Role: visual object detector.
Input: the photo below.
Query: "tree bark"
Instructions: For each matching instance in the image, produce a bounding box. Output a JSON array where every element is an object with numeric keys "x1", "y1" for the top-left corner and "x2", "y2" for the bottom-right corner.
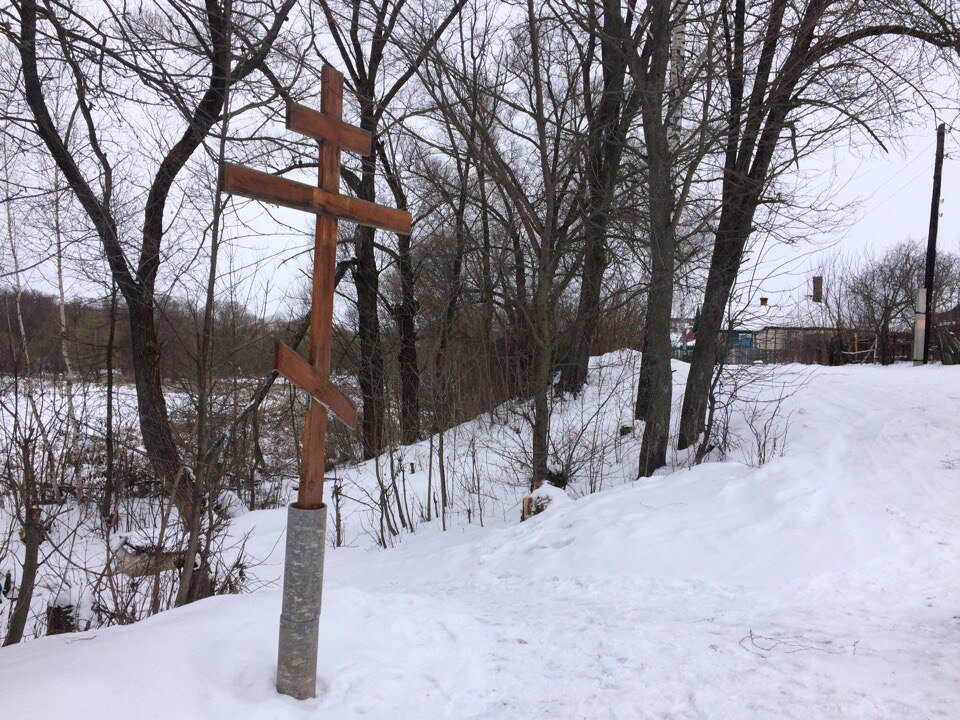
[
  {"x1": 394, "y1": 266, "x2": 421, "y2": 445},
  {"x1": 637, "y1": 0, "x2": 676, "y2": 476},
  {"x1": 379, "y1": 145, "x2": 421, "y2": 446},
  {"x1": 101, "y1": 283, "x2": 118, "y2": 528},
  {"x1": 557, "y1": 0, "x2": 637, "y2": 396},
  {"x1": 634, "y1": 325, "x2": 652, "y2": 418},
  {"x1": 3, "y1": 507, "x2": 42, "y2": 646},
  {"x1": 531, "y1": 281, "x2": 553, "y2": 489},
  {"x1": 676, "y1": 208, "x2": 753, "y2": 448},
  {"x1": 352, "y1": 100, "x2": 387, "y2": 458},
  {"x1": 558, "y1": 213, "x2": 607, "y2": 395}
]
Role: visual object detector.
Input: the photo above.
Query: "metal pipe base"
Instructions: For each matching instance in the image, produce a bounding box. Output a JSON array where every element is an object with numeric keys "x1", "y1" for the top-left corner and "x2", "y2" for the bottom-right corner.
[{"x1": 276, "y1": 502, "x2": 327, "y2": 700}]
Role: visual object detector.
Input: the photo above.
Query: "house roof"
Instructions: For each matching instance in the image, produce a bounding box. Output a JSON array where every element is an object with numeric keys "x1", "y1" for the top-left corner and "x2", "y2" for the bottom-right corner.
[
  {"x1": 755, "y1": 325, "x2": 837, "y2": 333},
  {"x1": 734, "y1": 295, "x2": 833, "y2": 332},
  {"x1": 935, "y1": 304, "x2": 960, "y2": 325}
]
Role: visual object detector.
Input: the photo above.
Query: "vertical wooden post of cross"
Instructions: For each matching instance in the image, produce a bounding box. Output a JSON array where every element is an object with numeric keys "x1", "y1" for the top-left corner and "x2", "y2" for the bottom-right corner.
[
  {"x1": 218, "y1": 62, "x2": 409, "y2": 701},
  {"x1": 273, "y1": 66, "x2": 344, "y2": 701},
  {"x1": 299, "y1": 65, "x2": 342, "y2": 510}
]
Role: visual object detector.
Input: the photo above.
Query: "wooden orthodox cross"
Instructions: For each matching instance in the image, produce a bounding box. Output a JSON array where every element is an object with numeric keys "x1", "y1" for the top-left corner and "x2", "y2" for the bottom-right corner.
[
  {"x1": 219, "y1": 65, "x2": 411, "y2": 700},
  {"x1": 221, "y1": 65, "x2": 410, "y2": 509}
]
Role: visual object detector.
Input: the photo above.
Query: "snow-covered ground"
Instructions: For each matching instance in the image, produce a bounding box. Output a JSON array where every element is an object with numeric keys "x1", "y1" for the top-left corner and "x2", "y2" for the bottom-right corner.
[{"x1": 2, "y1": 356, "x2": 959, "y2": 719}]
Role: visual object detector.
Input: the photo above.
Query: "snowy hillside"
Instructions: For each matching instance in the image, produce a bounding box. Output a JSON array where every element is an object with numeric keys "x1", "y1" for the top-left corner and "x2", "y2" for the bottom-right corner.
[{"x1": 2, "y1": 356, "x2": 960, "y2": 719}]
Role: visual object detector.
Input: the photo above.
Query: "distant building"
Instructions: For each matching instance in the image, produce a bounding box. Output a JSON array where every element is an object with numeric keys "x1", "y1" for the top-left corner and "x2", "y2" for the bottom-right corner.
[
  {"x1": 675, "y1": 293, "x2": 940, "y2": 366},
  {"x1": 670, "y1": 317, "x2": 695, "y2": 340},
  {"x1": 935, "y1": 303, "x2": 960, "y2": 329},
  {"x1": 752, "y1": 325, "x2": 838, "y2": 364}
]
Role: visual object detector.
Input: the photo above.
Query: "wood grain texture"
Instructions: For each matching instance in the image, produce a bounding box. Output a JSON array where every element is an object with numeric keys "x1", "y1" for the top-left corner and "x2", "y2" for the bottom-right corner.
[
  {"x1": 274, "y1": 340, "x2": 358, "y2": 430},
  {"x1": 216, "y1": 65, "x2": 408, "y2": 508},
  {"x1": 297, "y1": 63, "x2": 344, "y2": 508},
  {"x1": 286, "y1": 102, "x2": 372, "y2": 156},
  {"x1": 220, "y1": 162, "x2": 411, "y2": 235}
]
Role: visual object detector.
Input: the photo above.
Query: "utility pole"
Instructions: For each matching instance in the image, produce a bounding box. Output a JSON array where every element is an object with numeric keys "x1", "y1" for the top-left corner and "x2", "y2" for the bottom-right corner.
[{"x1": 921, "y1": 123, "x2": 946, "y2": 364}]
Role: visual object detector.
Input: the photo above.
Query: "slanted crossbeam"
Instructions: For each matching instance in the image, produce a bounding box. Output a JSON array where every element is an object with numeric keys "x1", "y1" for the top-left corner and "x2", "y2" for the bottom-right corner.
[
  {"x1": 218, "y1": 64, "x2": 412, "y2": 701},
  {"x1": 273, "y1": 340, "x2": 357, "y2": 430}
]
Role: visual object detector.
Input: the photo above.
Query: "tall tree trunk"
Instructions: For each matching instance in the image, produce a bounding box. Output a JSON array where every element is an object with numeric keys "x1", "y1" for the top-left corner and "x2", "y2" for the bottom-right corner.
[
  {"x1": 557, "y1": 0, "x2": 635, "y2": 396},
  {"x1": 531, "y1": 281, "x2": 553, "y2": 489},
  {"x1": 506, "y1": 225, "x2": 531, "y2": 398},
  {"x1": 676, "y1": 0, "x2": 822, "y2": 450},
  {"x1": 353, "y1": 102, "x2": 387, "y2": 458},
  {"x1": 524, "y1": 0, "x2": 557, "y2": 491},
  {"x1": 4, "y1": 434, "x2": 42, "y2": 646},
  {"x1": 316, "y1": 0, "x2": 466, "y2": 457},
  {"x1": 3, "y1": 507, "x2": 42, "y2": 646},
  {"x1": 394, "y1": 272, "x2": 421, "y2": 445},
  {"x1": 379, "y1": 145, "x2": 421, "y2": 446},
  {"x1": 127, "y1": 294, "x2": 196, "y2": 512},
  {"x1": 558, "y1": 211, "x2": 607, "y2": 394},
  {"x1": 478, "y1": 164, "x2": 495, "y2": 349},
  {"x1": 101, "y1": 283, "x2": 118, "y2": 528},
  {"x1": 676, "y1": 197, "x2": 755, "y2": 449},
  {"x1": 634, "y1": 324, "x2": 652, "y2": 418},
  {"x1": 637, "y1": 0, "x2": 675, "y2": 476},
  {"x1": 638, "y1": 217, "x2": 674, "y2": 475}
]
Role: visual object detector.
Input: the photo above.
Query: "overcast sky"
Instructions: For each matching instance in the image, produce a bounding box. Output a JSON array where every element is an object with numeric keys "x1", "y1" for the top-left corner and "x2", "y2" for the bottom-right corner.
[
  {"x1": 739, "y1": 110, "x2": 960, "y2": 310},
  {"x1": 821, "y1": 119, "x2": 959, "y2": 255}
]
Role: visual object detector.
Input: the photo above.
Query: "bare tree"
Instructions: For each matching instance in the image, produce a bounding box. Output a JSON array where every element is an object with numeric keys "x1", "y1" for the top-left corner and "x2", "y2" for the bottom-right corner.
[
  {"x1": 311, "y1": 0, "x2": 467, "y2": 458},
  {"x1": 677, "y1": 0, "x2": 960, "y2": 450},
  {"x1": 554, "y1": 0, "x2": 644, "y2": 396},
  {"x1": 421, "y1": 0, "x2": 587, "y2": 488},
  {"x1": 7, "y1": 0, "x2": 297, "y2": 599}
]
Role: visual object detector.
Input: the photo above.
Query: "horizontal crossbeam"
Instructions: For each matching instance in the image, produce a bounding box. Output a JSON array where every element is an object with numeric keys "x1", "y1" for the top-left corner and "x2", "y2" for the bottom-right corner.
[
  {"x1": 221, "y1": 162, "x2": 412, "y2": 235},
  {"x1": 274, "y1": 340, "x2": 358, "y2": 429},
  {"x1": 286, "y1": 103, "x2": 372, "y2": 156}
]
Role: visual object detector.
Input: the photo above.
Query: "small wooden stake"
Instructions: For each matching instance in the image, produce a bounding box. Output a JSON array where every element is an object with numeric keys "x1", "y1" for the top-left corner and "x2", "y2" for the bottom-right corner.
[{"x1": 521, "y1": 497, "x2": 534, "y2": 522}]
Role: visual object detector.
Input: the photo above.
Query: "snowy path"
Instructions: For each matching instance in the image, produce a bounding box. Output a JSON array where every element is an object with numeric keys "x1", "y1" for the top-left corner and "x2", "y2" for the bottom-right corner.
[{"x1": 2, "y1": 363, "x2": 959, "y2": 718}]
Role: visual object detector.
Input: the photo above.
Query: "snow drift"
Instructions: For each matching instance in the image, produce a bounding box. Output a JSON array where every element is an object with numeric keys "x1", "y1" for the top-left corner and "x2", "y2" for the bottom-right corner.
[{"x1": 2, "y1": 355, "x2": 959, "y2": 719}]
